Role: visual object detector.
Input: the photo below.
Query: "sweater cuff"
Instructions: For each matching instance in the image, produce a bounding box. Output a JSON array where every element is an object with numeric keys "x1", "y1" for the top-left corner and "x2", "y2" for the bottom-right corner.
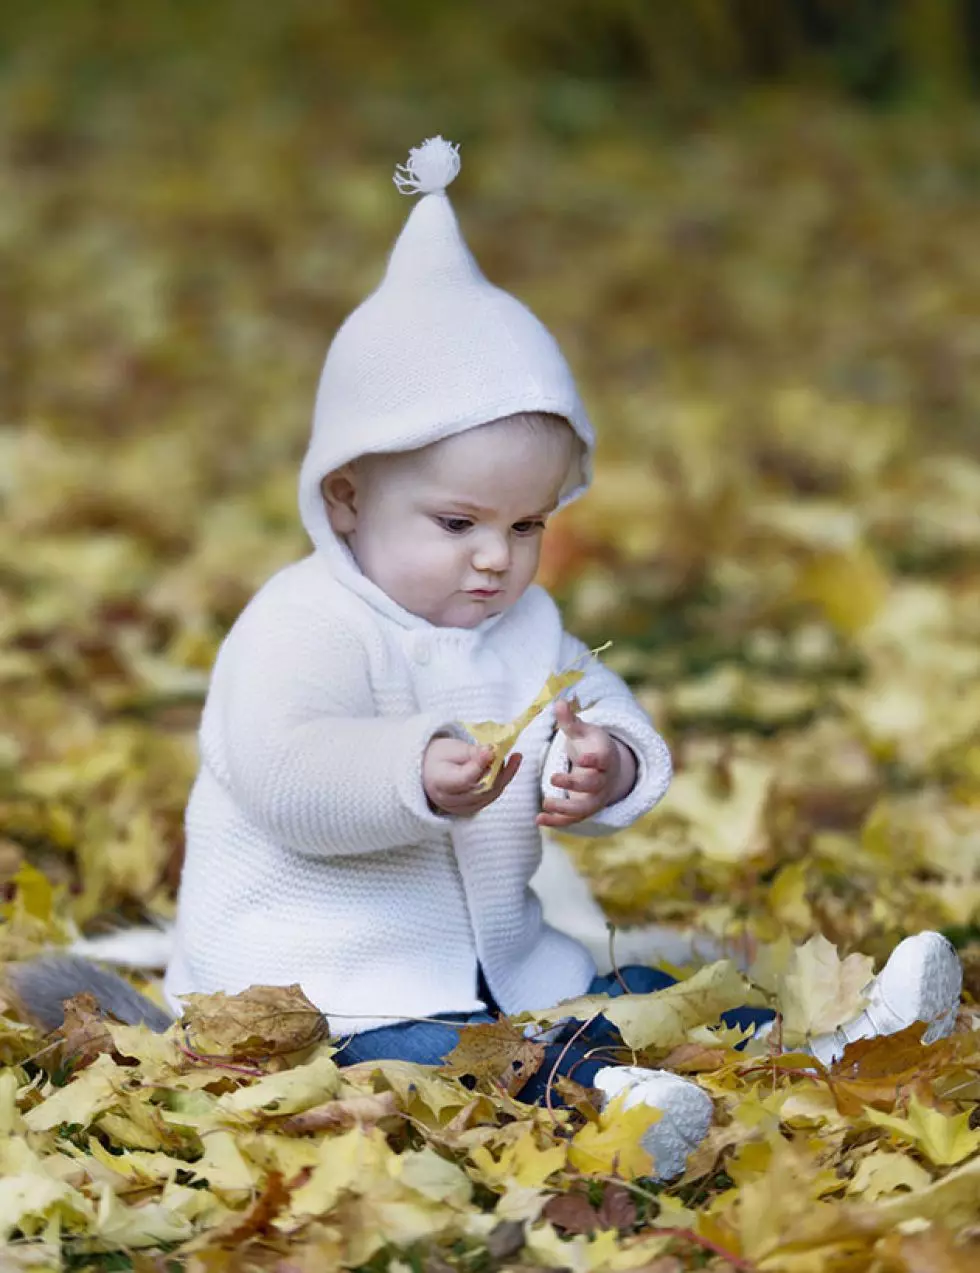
[{"x1": 540, "y1": 708, "x2": 672, "y2": 835}]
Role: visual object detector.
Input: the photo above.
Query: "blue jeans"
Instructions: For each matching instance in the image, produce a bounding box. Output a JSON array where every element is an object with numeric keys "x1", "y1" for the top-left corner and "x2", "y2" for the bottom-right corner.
[{"x1": 334, "y1": 964, "x2": 774, "y2": 1105}]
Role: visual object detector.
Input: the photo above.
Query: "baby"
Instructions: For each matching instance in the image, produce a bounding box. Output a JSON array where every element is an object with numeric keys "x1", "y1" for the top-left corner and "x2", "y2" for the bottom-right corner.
[{"x1": 42, "y1": 137, "x2": 960, "y2": 1182}]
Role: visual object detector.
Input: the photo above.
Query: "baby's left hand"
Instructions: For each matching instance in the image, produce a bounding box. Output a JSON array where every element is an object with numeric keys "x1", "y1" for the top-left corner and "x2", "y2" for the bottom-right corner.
[{"x1": 536, "y1": 699, "x2": 637, "y2": 829}]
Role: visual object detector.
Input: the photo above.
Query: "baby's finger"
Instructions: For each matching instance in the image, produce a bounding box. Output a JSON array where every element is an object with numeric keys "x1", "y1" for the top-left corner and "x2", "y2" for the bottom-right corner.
[
  {"x1": 465, "y1": 746, "x2": 494, "y2": 779},
  {"x1": 550, "y1": 768, "x2": 604, "y2": 795},
  {"x1": 571, "y1": 750, "x2": 607, "y2": 771},
  {"x1": 496, "y1": 751, "x2": 522, "y2": 789},
  {"x1": 540, "y1": 791, "x2": 593, "y2": 820},
  {"x1": 556, "y1": 698, "x2": 586, "y2": 738},
  {"x1": 536, "y1": 807, "x2": 584, "y2": 829},
  {"x1": 442, "y1": 752, "x2": 490, "y2": 796}
]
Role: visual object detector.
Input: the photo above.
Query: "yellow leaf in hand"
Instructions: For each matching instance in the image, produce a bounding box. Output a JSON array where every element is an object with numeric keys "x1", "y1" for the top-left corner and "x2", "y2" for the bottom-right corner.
[
  {"x1": 461, "y1": 642, "x2": 611, "y2": 791},
  {"x1": 568, "y1": 1092, "x2": 660, "y2": 1179}
]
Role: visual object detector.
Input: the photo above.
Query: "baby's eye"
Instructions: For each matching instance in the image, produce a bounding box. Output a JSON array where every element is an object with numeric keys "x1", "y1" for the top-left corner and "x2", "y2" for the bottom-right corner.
[
  {"x1": 512, "y1": 520, "x2": 546, "y2": 535},
  {"x1": 437, "y1": 516, "x2": 473, "y2": 534}
]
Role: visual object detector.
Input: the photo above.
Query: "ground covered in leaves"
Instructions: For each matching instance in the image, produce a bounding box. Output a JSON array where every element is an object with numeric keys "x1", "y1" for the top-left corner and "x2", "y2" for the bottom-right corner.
[{"x1": 2, "y1": 4, "x2": 980, "y2": 1270}]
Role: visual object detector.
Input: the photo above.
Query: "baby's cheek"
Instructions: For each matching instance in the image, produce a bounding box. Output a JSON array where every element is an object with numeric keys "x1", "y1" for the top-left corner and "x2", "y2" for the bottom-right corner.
[{"x1": 512, "y1": 541, "x2": 542, "y2": 590}]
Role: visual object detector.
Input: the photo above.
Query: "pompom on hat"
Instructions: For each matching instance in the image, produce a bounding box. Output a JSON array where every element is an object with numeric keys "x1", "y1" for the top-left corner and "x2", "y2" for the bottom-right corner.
[{"x1": 298, "y1": 136, "x2": 595, "y2": 554}]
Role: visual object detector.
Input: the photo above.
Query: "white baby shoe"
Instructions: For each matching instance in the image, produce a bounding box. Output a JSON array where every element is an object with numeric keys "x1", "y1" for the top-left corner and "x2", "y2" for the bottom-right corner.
[
  {"x1": 592, "y1": 1065, "x2": 714, "y2": 1181},
  {"x1": 807, "y1": 932, "x2": 962, "y2": 1066}
]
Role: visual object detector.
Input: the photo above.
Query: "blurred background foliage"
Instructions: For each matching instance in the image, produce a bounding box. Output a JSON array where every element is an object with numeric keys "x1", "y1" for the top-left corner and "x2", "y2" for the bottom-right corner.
[{"x1": 1, "y1": 0, "x2": 979, "y2": 962}]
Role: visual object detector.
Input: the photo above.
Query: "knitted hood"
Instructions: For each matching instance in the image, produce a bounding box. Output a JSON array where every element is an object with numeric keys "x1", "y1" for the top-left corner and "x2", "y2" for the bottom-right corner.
[{"x1": 298, "y1": 137, "x2": 596, "y2": 569}]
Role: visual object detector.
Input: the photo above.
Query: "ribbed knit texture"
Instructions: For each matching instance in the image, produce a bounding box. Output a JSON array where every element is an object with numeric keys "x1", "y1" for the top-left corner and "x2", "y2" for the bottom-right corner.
[{"x1": 165, "y1": 551, "x2": 673, "y2": 1033}]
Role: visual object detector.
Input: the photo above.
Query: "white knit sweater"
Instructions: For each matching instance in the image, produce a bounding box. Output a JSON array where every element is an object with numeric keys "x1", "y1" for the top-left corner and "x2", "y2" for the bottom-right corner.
[{"x1": 164, "y1": 543, "x2": 672, "y2": 1033}]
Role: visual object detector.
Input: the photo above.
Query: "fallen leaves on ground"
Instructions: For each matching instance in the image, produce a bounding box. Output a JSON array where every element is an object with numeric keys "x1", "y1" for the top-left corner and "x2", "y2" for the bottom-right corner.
[{"x1": 0, "y1": 955, "x2": 977, "y2": 1269}]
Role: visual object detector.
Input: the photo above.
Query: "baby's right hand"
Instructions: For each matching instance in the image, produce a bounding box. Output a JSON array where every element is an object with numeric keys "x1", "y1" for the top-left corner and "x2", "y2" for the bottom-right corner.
[{"x1": 423, "y1": 737, "x2": 522, "y2": 817}]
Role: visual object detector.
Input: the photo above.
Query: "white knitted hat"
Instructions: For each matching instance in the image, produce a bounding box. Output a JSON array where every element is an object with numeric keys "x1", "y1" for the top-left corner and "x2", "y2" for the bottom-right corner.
[{"x1": 298, "y1": 136, "x2": 595, "y2": 553}]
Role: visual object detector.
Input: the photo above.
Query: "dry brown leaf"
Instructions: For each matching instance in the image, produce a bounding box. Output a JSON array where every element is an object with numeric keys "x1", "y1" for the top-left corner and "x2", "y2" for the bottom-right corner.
[
  {"x1": 277, "y1": 1090, "x2": 399, "y2": 1134},
  {"x1": 178, "y1": 983, "x2": 328, "y2": 1061},
  {"x1": 440, "y1": 1018, "x2": 546, "y2": 1094}
]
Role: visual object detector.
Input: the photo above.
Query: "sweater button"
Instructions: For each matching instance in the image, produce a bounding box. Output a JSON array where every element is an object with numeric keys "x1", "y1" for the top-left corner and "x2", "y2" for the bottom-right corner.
[{"x1": 412, "y1": 637, "x2": 431, "y2": 665}]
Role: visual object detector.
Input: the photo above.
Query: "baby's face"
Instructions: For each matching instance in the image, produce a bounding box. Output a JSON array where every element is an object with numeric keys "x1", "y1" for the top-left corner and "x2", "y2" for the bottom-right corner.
[{"x1": 326, "y1": 418, "x2": 575, "y2": 628}]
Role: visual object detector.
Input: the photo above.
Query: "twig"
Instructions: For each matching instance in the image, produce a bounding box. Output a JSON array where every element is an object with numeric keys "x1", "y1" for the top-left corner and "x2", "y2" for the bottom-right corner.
[
  {"x1": 654, "y1": 1225, "x2": 759, "y2": 1271},
  {"x1": 545, "y1": 1011, "x2": 603, "y2": 1120},
  {"x1": 607, "y1": 921, "x2": 632, "y2": 995},
  {"x1": 176, "y1": 1037, "x2": 266, "y2": 1077}
]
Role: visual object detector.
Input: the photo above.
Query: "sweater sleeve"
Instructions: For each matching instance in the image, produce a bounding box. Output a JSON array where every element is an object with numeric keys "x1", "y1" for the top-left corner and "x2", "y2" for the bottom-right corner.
[
  {"x1": 540, "y1": 631, "x2": 672, "y2": 837},
  {"x1": 203, "y1": 602, "x2": 467, "y2": 858}
]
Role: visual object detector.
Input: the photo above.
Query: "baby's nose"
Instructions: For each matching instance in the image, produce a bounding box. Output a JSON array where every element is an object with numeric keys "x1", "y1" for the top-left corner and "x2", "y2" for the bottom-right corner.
[{"x1": 473, "y1": 534, "x2": 509, "y2": 571}]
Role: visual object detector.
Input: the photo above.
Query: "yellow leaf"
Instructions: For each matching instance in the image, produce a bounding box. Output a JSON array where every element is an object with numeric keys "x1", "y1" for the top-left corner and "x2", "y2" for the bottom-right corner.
[
  {"x1": 0, "y1": 1071, "x2": 25, "y2": 1137},
  {"x1": 346, "y1": 1058, "x2": 475, "y2": 1120},
  {"x1": 768, "y1": 861, "x2": 813, "y2": 930},
  {"x1": 0, "y1": 1171, "x2": 92, "y2": 1243},
  {"x1": 215, "y1": 1047, "x2": 341, "y2": 1118},
  {"x1": 776, "y1": 934, "x2": 875, "y2": 1047},
  {"x1": 865, "y1": 1097, "x2": 980, "y2": 1167},
  {"x1": 23, "y1": 1053, "x2": 123, "y2": 1133},
  {"x1": 794, "y1": 544, "x2": 890, "y2": 635},
  {"x1": 567, "y1": 1092, "x2": 659, "y2": 1179},
  {"x1": 464, "y1": 670, "x2": 585, "y2": 790},
  {"x1": 747, "y1": 931, "x2": 796, "y2": 996},
  {"x1": 660, "y1": 758, "x2": 774, "y2": 863},
  {"x1": 94, "y1": 1179, "x2": 225, "y2": 1248},
  {"x1": 2, "y1": 864, "x2": 54, "y2": 922},
  {"x1": 82, "y1": 1138, "x2": 189, "y2": 1189},
  {"x1": 470, "y1": 1126, "x2": 567, "y2": 1189},
  {"x1": 190, "y1": 1129, "x2": 257, "y2": 1200},
  {"x1": 862, "y1": 1152, "x2": 980, "y2": 1231},
  {"x1": 394, "y1": 1146, "x2": 471, "y2": 1208},
  {"x1": 288, "y1": 1126, "x2": 393, "y2": 1221},
  {"x1": 527, "y1": 959, "x2": 757, "y2": 1051},
  {"x1": 525, "y1": 1221, "x2": 646, "y2": 1272},
  {"x1": 847, "y1": 1149, "x2": 932, "y2": 1200},
  {"x1": 461, "y1": 643, "x2": 610, "y2": 790}
]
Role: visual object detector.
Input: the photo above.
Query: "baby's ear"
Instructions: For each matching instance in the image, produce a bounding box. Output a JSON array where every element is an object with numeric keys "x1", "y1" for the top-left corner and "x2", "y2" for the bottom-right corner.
[{"x1": 321, "y1": 466, "x2": 358, "y2": 534}]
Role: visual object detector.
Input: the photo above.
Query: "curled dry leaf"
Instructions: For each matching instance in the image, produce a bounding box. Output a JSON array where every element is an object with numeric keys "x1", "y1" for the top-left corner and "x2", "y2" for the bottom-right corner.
[
  {"x1": 178, "y1": 983, "x2": 328, "y2": 1061},
  {"x1": 278, "y1": 1089, "x2": 400, "y2": 1134}
]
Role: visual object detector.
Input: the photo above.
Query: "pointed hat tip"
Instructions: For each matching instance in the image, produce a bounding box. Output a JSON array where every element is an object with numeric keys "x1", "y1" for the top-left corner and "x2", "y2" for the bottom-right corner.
[{"x1": 393, "y1": 136, "x2": 461, "y2": 197}]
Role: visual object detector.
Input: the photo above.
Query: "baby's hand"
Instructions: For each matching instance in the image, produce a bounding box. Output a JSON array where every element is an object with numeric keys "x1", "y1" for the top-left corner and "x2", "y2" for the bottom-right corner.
[
  {"x1": 423, "y1": 736, "x2": 522, "y2": 817},
  {"x1": 536, "y1": 699, "x2": 636, "y2": 829}
]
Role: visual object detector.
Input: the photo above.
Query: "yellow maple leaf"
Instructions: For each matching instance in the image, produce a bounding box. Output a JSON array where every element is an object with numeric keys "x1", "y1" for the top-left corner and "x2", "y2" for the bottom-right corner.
[
  {"x1": 776, "y1": 934, "x2": 875, "y2": 1047},
  {"x1": 846, "y1": 1149, "x2": 932, "y2": 1200},
  {"x1": 567, "y1": 1092, "x2": 660, "y2": 1180},
  {"x1": 523, "y1": 959, "x2": 756, "y2": 1051},
  {"x1": 461, "y1": 642, "x2": 610, "y2": 791},
  {"x1": 23, "y1": 1052, "x2": 123, "y2": 1133},
  {"x1": 865, "y1": 1096, "x2": 980, "y2": 1167},
  {"x1": 470, "y1": 1125, "x2": 567, "y2": 1189}
]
